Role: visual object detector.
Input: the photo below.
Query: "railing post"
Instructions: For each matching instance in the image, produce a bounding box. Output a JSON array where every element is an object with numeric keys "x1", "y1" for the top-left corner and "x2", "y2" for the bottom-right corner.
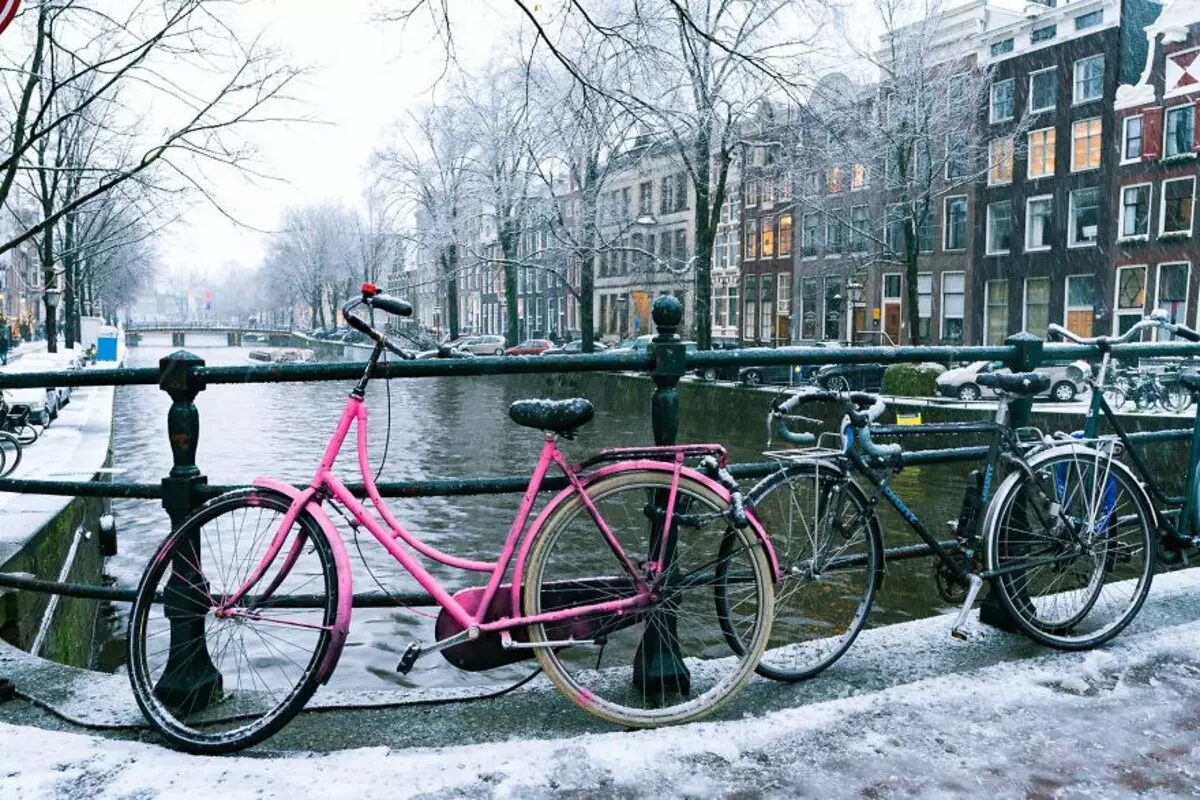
[
  {"x1": 979, "y1": 332, "x2": 1043, "y2": 632},
  {"x1": 634, "y1": 296, "x2": 690, "y2": 696},
  {"x1": 153, "y1": 350, "x2": 220, "y2": 711}
]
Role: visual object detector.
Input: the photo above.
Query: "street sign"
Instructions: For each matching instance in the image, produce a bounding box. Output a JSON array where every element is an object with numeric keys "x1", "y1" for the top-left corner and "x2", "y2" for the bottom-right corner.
[{"x1": 0, "y1": 0, "x2": 19, "y2": 38}]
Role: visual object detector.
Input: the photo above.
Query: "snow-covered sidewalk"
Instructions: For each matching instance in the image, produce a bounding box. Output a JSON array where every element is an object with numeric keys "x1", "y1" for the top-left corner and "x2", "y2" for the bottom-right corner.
[{"x1": 3, "y1": 572, "x2": 1200, "y2": 798}]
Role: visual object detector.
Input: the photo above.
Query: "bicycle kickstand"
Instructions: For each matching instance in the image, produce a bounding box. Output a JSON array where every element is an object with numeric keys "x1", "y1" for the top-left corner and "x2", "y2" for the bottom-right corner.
[{"x1": 950, "y1": 575, "x2": 984, "y2": 640}]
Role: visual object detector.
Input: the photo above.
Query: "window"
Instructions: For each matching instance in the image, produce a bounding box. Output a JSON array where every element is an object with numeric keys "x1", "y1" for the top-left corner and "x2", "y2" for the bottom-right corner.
[
  {"x1": 761, "y1": 217, "x2": 775, "y2": 258},
  {"x1": 673, "y1": 229, "x2": 687, "y2": 267},
  {"x1": 990, "y1": 38, "x2": 1014, "y2": 56},
  {"x1": 1026, "y1": 195, "x2": 1054, "y2": 251},
  {"x1": 942, "y1": 272, "x2": 965, "y2": 343},
  {"x1": 1024, "y1": 278, "x2": 1050, "y2": 337},
  {"x1": 1068, "y1": 187, "x2": 1100, "y2": 247},
  {"x1": 744, "y1": 219, "x2": 758, "y2": 258},
  {"x1": 850, "y1": 205, "x2": 869, "y2": 252},
  {"x1": 801, "y1": 278, "x2": 819, "y2": 339},
  {"x1": 946, "y1": 133, "x2": 969, "y2": 179},
  {"x1": 744, "y1": 275, "x2": 757, "y2": 340},
  {"x1": 987, "y1": 200, "x2": 1012, "y2": 254},
  {"x1": 1029, "y1": 68, "x2": 1057, "y2": 113},
  {"x1": 985, "y1": 280, "x2": 1009, "y2": 345},
  {"x1": 673, "y1": 172, "x2": 688, "y2": 212},
  {"x1": 802, "y1": 213, "x2": 821, "y2": 257},
  {"x1": 990, "y1": 79, "x2": 1014, "y2": 123},
  {"x1": 660, "y1": 176, "x2": 675, "y2": 215},
  {"x1": 917, "y1": 212, "x2": 934, "y2": 253},
  {"x1": 1071, "y1": 118, "x2": 1102, "y2": 171},
  {"x1": 826, "y1": 215, "x2": 845, "y2": 254},
  {"x1": 917, "y1": 273, "x2": 933, "y2": 342},
  {"x1": 1165, "y1": 104, "x2": 1196, "y2": 159},
  {"x1": 1120, "y1": 184, "x2": 1151, "y2": 238},
  {"x1": 886, "y1": 205, "x2": 904, "y2": 254},
  {"x1": 1065, "y1": 275, "x2": 1095, "y2": 337},
  {"x1": 728, "y1": 286, "x2": 739, "y2": 328},
  {"x1": 1122, "y1": 115, "x2": 1143, "y2": 162},
  {"x1": 778, "y1": 214, "x2": 792, "y2": 257},
  {"x1": 851, "y1": 163, "x2": 867, "y2": 190},
  {"x1": 1162, "y1": 177, "x2": 1195, "y2": 235},
  {"x1": 827, "y1": 166, "x2": 845, "y2": 193},
  {"x1": 989, "y1": 137, "x2": 1014, "y2": 184},
  {"x1": 824, "y1": 277, "x2": 842, "y2": 340},
  {"x1": 944, "y1": 196, "x2": 967, "y2": 250},
  {"x1": 638, "y1": 182, "x2": 652, "y2": 216},
  {"x1": 777, "y1": 273, "x2": 791, "y2": 316},
  {"x1": 744, "y1": 179, "x2": 758, "y2": 207},
  {"x1": 1114, "y1": 265, "x2": 1146, "y2": 335},
  {"x1": 1027, "y1": 128, "x2": 1056, "y2": 178},
  {"x1": 760, "y1": 275, "x2": 774, "y2": 342},
  {"x1": 763, "y1": 178, "x2": 777, "y2": 206},
  {"x1": 1157, "y1": 262, "x2": 1190, "y2": 338},
  {"x1": 1075, "y1": 10, "x2": 1102, "y2": 30},
  {"x1": 1073, "y1": 55, "x2": 1104, "y2": 104},
  {"x1": 1031, "y1": 24, "x2": 1056, "y2": 44}
]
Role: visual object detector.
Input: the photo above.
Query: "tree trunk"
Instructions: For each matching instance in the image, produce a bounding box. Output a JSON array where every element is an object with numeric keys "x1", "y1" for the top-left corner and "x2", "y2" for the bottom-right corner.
[
  {"x1": 41, "y1": 231, "x2": 57, "y2": 354},
  {"x1": 499, "y1": 223, "x2": 519, "y2": 347},
  {"x1": 903, "y1": 218, "x2": 921, "y2": 346},
  {"x1": 62, "y1": 215, "x2": 77, "y2": 349},
  {"x1": 442, "y1": 244, "x2": 460, "y2": 339},
  {"x1": 691, "y1": 137, "x2": 716, "y2": 350},
  {"x1": 579, "y1": 157, "x2": 600, "y2": 353}
]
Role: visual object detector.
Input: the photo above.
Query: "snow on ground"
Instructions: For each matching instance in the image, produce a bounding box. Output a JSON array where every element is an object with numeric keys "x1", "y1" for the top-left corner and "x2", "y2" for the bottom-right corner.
[{"x1": 3, "y1": 613, "x2": 1200, "y2": 798}]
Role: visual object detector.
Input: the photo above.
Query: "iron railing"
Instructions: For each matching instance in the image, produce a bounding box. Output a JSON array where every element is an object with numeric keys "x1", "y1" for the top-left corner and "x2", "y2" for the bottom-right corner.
[{"x1": 3, "y1": 296, "x2": 1200, "y2": 687}]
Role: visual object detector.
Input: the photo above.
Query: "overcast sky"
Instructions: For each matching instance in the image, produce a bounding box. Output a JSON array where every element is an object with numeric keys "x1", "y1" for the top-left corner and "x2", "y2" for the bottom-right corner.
[{"x1": 160, "y1": 0, "x2": 512, "y2": 283}]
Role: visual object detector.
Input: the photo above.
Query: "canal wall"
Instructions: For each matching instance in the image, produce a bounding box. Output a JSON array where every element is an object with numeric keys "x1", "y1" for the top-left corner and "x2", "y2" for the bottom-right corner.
[{"x1": 0, "y1": 375, "x2": 118, "y2": 669}]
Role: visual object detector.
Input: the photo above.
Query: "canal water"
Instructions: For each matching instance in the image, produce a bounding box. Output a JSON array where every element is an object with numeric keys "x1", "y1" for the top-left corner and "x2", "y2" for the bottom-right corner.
[{"x1": 102, "y1": 335, "x2": 1189, "y2": 691}]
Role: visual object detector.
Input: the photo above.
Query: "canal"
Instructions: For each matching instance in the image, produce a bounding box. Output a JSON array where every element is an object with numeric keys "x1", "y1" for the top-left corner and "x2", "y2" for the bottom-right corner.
[{"x1": 101, "y1": 335, "x2": 1190, "y2": 691}]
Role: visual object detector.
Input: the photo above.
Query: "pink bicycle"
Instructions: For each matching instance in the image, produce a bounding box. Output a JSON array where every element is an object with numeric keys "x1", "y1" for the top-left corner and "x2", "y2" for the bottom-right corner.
[{"x1": 127, "y1": 284, "x2": 776, "y2": 754}]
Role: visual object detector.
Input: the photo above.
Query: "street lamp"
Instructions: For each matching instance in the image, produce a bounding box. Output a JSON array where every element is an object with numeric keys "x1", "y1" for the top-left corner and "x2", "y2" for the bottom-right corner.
[{"x1": 44, "y1": 287, "x2": 61, "y2": 311}]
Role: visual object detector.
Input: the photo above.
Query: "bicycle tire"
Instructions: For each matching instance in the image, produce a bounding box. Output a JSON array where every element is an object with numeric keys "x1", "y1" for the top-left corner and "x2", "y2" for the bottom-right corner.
[
  {"x1": 522, "y1": 469, "x2": 773, "y2": 728},
  {"x1": 1161, "y1": 382, "x2": 1191, "y2": 413},
  {"x1": 0, "y1": 431, "x2": 21, "y2": 477},
  {"x1": 1101, "y1": 386, "x2": 1125, "y2": 411},
  {"x1": 985, "y1": 447, "x2": 1155, "y2": 650},
  {"x1": 727, "y1": 461, "x2": 883, "y2": 681},
  {"x1": 127, "y1": 488, "x2": 339, "y2": 754}
]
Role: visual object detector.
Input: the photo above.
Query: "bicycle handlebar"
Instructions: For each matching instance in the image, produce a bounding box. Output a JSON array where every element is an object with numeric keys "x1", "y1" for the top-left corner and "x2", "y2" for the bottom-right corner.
[
  {"x1": 769, "y1": 389, "x2": 901, "y2": 461},
  {"x1": 1047, "y1": 310, "x2": 1192, "y2": 347},
  {"x1": 342, "y1": 283, "x2": 428, "y2": 361}
]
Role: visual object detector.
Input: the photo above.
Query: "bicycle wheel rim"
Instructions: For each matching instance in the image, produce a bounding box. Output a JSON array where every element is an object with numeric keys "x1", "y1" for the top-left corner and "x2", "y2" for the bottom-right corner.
[
  {"x1": 989, "y1": 450, "x2": 1154, "y2": 649},
  {"x1": 735, "y1": 463, "x2": 881, "y2": 681},
  {"x1": 0, "y1": 433, "x2": 19, "y2": 476},
  {"x1": 524, "y1": 470, "x2": 773, "y2": 727},
  {"x1": 127, "y1": 490, "x2": 338, "y2": 753}
]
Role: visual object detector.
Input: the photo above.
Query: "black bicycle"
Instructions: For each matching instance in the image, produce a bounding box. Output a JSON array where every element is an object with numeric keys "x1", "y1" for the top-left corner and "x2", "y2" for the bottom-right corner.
[{"x1": 727, "y1": 371, "x2": 1157, "y2": 682}]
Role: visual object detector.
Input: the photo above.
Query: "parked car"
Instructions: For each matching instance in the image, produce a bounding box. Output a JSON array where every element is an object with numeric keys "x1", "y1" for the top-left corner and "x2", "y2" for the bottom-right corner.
[
  {"x1": 505, "y1": 339, "x2": 556, "y2": 356},
  {"x1": 609, "y1": 334, "x2": 699, "y2": 356},
  {"x1": 695, "y1": 337, "x2": 746, "y2": 382},
  {"x1": 21, "y1": 352, "x2": 81, "y2": 409},
  {"x1": 815, "y1": 362, "x2": 887, "y2": 392},
  {"x1": 1, "y1": 368, "x2": 57, "y2": 426},
  {"x1": 735, "y1": 340, "x2": 843, "y2": 386},
  {"x1": 452, "y1": 335, "x2": 508, "y2": 356},
  {"x1": 543, "y1": 340, "x2": 608, "y2": 355},
  {"x1": 936, "y1": 360, "x2": 1091, "y2": 402}
]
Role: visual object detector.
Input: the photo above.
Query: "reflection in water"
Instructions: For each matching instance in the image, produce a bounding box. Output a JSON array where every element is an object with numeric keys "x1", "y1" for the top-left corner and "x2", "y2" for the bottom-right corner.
[{"x1": 106, "y1": 335, "x2": 1186, "y2": 690}]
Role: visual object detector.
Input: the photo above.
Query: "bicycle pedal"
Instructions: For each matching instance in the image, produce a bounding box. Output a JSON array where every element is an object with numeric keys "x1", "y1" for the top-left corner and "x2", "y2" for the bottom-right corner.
[
  {"x1": 395, "y1": 642, "x2": 421, "y2": 675},
  {"x1": 950, "y1": 627, "x2": 970, "y2": 641}
]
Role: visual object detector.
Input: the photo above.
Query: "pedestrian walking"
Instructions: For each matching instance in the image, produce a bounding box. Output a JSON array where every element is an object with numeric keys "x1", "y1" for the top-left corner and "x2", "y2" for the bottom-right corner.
[{"x1": 0, "y1": 324, "x2": 10, "y2": 366}]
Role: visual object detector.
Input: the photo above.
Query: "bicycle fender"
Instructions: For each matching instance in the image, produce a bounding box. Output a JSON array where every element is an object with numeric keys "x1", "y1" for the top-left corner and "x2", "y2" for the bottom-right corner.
[
  {"x1": 980, "y1": 443, "x2": 1157, "y2": 573},
  {"x1": 508, "y1": 461, "x2": 781, "y2": 612},
  {"x1": 251, "y1": 477, "x2": 353, "y2": 685}
]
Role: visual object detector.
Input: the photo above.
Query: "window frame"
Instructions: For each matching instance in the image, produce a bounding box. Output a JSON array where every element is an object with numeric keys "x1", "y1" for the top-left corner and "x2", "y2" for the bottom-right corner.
[
  {"x1": 940, "y1": 271, "x2": 966, "y2": 343},
  {"x1": 1155, "y1": 261, "x2": 1192, "y2": 340},
  {"x1": 990, "y1": 78, "x2": 1014, "y2": 124},
  {"x1": 1075, "y1": 10, "x2": 1102, "y2": 30},
  {"x1": 849, "y1": 205, "x2": 869, "y2": 253},
  {"x1": 801, "y1": 212, "x2": 821, "y2": 258},
  {"x1": 944, "y1": 195, "x2": 968, "y2": 251},
  {"x1": 984, "y1": 279, "x2": 1010, "y2": 346},
  {"x1": 1121, "y1": 115, "x2": 1144, "y2": 164},
  {"x1": 986, "y1": 200, "x2": 1013, "y2": 255},
  {"x1": 1023, "y1": 276, "x2": 1051, "y2": 337},
  {"x1": 1025, "y1": 194, "x2": 1054, "y2": 252},
  {"x1": 1164, "y1": 103, "x2": 1197, "y2": 160},
  {"x1": 1118, "y1": 182, "x2": 1153, "y2": 240},
  {"x1": 778, "y1": 214, "x2": 792, "y2": 257},
  {"x1": 1070, "y1": 117, "x2": 1103, "y2": 172},
  {"x1": 744, "y1": 218, "x2": 758, "y2": 259},
  {"x1": 1028, "y1": 66, "x2": 1057, "y2": 114},
  {"x1": 1113, "y1": 264, "x2": 1148, "y2": 335},
  {"x1": 1063, "y1": 274, "x2": 1096, "y2": 336},
  {"x1": 988, "y1": 136, "x2": 1014, "y2": 185},
  {"x1": 1160, "y1": 176, "x2": 1196, "y2": 237},
  {"x1": 1027, "y1": 126, "x2": 1057, "y2": 179},
  {"x1": 1072, "y1": 55, "x2": 1104, "y2": 105},
  {"x1": 1067, "y1": 186, "x2": 1100, "y2": 248}
]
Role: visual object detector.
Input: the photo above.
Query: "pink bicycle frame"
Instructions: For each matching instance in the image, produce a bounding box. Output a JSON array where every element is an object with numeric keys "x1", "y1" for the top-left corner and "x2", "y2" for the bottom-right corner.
[{"x1": 225, "y1": 392, "x2": 779, "y2": 680}]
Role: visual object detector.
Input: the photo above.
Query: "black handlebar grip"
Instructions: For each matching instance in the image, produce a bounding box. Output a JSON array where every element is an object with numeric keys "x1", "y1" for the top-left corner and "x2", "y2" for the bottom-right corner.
[
  {"x1": 1174, "y1": 324, "x2": 1200, "y2": 343},
  {"x1": 346, "y1": 313, "x2": 373, "y2": 336},
  {"x1": 370, "y1": 293, "x2": 413, "y2": 318}
]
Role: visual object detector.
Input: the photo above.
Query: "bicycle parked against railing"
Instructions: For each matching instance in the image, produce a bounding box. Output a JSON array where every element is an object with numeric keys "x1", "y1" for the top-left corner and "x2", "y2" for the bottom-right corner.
[
  {"x1": 1050, "y1": 312, "x2": 1200, "y2": 564},
  {"x1": 127, "y1": 283, "x2": 776, "y2": 754},
  {"x1": 721, "y1": 360, "x2": 1158, "y2": 681}
]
